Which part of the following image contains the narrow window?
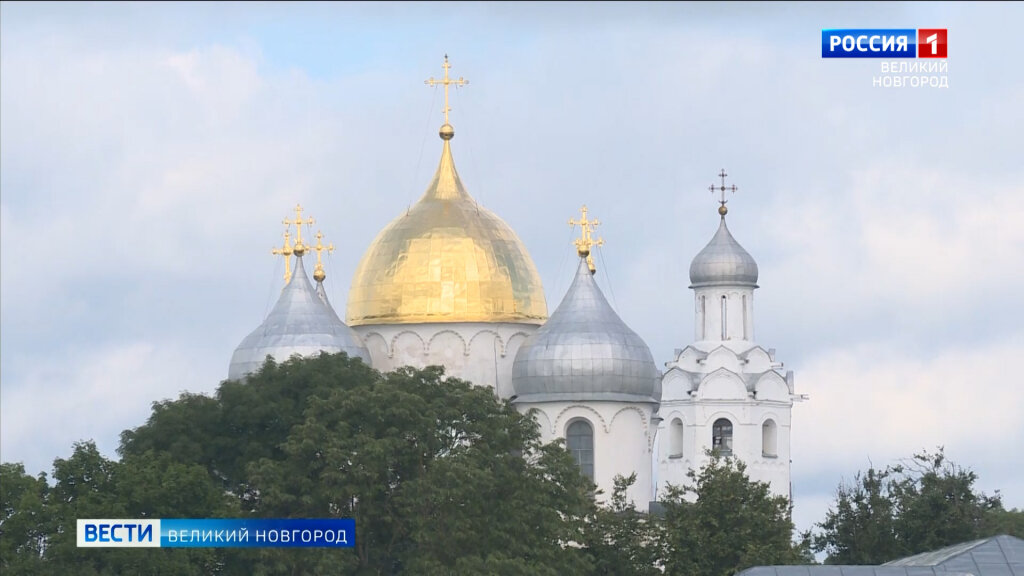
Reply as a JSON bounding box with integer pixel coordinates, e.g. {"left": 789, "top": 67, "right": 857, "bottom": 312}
{"left": 700, "top": 295, "right": 706, "bottom": 340}
{"left": 712, "top": 418, "right": 733, "bottom": 456}
{"left": 721, "top": 295, "right": 728, "bottom": 340}
{"left": 669, "top": 418, "right": 684, "bottom": 458}
{"left": 742, "top": 294, "right": 748, "bottom": 340}
{"left": 567, "top": 420, "right": 595, "bottom": 480}
{"left": 762, "top": 419, "right": 778, "bottom": 457}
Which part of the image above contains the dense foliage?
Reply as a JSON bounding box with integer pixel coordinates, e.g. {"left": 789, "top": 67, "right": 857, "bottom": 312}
{"left": 3, "top": 352, "right": 1018, "bottom": 574}
{"left": 811, "top": 448, "right": 1023, "bottom": 564}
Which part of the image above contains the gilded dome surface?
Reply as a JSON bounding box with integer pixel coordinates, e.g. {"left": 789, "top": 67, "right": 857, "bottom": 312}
{"left": 346, "top": 138, "right": 548, "bottom": 325}
{"left": 511, "top": 258, "right": 662, "bottom": 404}
{"left": 689, "top": 216, "right": 759, "bottom": 288}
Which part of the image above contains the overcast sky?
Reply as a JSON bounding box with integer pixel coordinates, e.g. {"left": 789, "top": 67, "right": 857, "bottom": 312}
{"left": 2, "top": 1, "right": 1022, "bottom": 537}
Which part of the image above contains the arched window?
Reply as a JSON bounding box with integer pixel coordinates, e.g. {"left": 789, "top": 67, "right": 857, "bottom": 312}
{"left": 742, "top": 294, "right": 748, "bottom": 340}
{"left": 762, "top": 419, "right": 778, "bottom": 457}
{"left": 700, "top": 295, "right": 706, "bottom": 340}
{"left": 721, "top": 295, "right": 728, "bottom": 340}
{"left": 669, "top": 418, "right": 684, "bottom": 459}
{"left": 712, "top": 418, "right": 733, "bottom": 456}
{"left": 566, "top": 420, "right": 594, "bottom": 480}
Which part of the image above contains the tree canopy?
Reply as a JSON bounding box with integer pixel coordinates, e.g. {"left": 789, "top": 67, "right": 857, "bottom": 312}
{"left": 6, "top": 351, "right": 1017, "bottom": 574}
{"left": 812, "top": 448, "right": 1023, "bottom": 564}
{"left": 657, "top": 453, "right": 811, "bottom": 576}
{"left": 4, "top": 353, "right": 597, "bottom": 574}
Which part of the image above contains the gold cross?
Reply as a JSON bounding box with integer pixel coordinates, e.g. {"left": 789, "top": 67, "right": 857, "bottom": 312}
{"left": 312, "top": 230, "right": 335, "bottom": 283}
{"left": 271, "top": 228, "right": 294, "bottom": 284}
{"left": 283, "top": 204, "right": 315, "bottom": 256}
{"left": 709, "top": 169, "right": 738, "bottom": 216}
{"left": 425, "top": 54, "right": 468, "bottom": 126}
{"left": 569, "top": 205, "right": 604, "bottom": 273}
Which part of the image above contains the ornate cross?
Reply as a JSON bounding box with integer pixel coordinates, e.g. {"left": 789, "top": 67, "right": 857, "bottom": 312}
{"left": 425, "top": 54, "right": 469, "bottom": 126}
{"left": 312, "top": 230, "right": 335, "bottom": 283}
{"left": 271, "top": 228, "right": 294, "bottom": 284}
{"left": 569, "top": 205, "right": 604, "bottom": 274}
{"left": 709, "top": 169, "right": 738, "bottom": 216}
{"left": 283, "top": 204, "right": 315, "bottom": 256}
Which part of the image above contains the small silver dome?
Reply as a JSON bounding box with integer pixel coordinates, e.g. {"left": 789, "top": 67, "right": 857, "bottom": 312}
{"left": 229, "top": 256, "right": 370, "bottom": 380}
{"left": 316, "top": 280, "right": 344, "bottom": 324}
{"left": 689, "top": 216, "right": 759, "bottom": 288}
{"left": 511, "top": 258, "right": 661, "bottom": 404}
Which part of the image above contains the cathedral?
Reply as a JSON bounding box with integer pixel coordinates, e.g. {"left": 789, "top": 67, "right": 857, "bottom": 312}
{"left": 227, "top": 57, "right": 803, "bottom": 510}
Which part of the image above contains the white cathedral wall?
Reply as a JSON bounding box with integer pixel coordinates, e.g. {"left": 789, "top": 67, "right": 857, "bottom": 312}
{"left": 517, "top": 401, "right": 657, "bottom": 510}
{"left": 693, "top": 287, "right": 755, "bottom": 343}
{"left": 656, "top": 400, "right": 792, "bottom": 500}
{"left": 352, "top": 322, "right": 538, "bottom": 399}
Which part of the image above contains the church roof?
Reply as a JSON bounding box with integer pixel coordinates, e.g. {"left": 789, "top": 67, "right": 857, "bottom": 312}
{"left": 316, "top": 280, "right": 344, "bottom": 324}
{"left": 689, "top": 215, "right": 759, "bottom": 288}
{"left": 883, "top": 535, "right": 1023, "bottom": 570}
{"left": 229, "top": 255, "right": 370, "bottom": 380}
{"left": 738, "top": 535, "right": 1023, "bottom": 576}
{"left": 510, "top": 257, "right": 661, "bottom": 404}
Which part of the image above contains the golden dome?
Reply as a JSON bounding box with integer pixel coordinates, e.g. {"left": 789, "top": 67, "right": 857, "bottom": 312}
{"left": 346, "top": 136, "right": 548, "bottom": 326}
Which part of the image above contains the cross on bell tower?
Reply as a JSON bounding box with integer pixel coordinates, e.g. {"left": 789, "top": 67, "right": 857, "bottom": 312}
{"left": 709, "top": 169, "right": 738, "bottom": 217}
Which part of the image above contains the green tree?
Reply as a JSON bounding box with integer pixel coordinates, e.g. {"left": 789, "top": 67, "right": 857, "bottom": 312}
{"left": 659, "top": 452, "right": 808, "bottom": 576}
{"left": 813, "top": 466, "right": 902, "bottom": 564}
{"left": 982, "top": 508, "right": 1024, "bottom": 537}
{"left": 813, "top": 447, "right": 1011, "bottom": 564}
{"left": 0, "top": 463, "right": 50, "bottom": 573}
{"left": 248, "top": 363, "right": 595, "bottom": 575}
{"left": 115, "top": 353, "right": 603, "bottom": 574}
{"left": 890, "top": 449, "right": 1003, "bottom": 554}
{"left": 584, "top": 473, "right": 661, "bottom": 576}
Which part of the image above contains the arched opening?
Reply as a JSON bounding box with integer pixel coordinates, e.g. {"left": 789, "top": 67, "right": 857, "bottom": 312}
{"left": 712, "top": 418, "right": 733, "bottom": 456}
{"left": 566, "top": 419, "right": 595, "bottom": 480}
{"left": 700, "top": 295, "right": 706, "bottom": 340}
{"left": 721, "top": 295, "right": 728, "bottom": 340}
{"left": 762, "top": 419, "right": 778, "bottom": 458}
{"left": 742, "top": 294, "right": 748, "bottom": 340}
{"left": 669, "top": 418, "right": 684, "bottom": 459}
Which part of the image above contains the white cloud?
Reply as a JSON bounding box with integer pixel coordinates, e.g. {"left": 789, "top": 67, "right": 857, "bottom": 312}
{"left": 792, "top": 335, "right": 1024, "bottom": 516}
{"left": 2, "top": 2, "right": 1023, "bottom": 535}
{"left": 0, "top": 341, "right": 217, "bottom": 474}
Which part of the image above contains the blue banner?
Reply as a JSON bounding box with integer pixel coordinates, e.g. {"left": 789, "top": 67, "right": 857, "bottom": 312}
{"left": 822, "top": 29, "right": 917, "bottom": 58}
{"left": 161, "top": 518, "right": 355, "bottom": 548}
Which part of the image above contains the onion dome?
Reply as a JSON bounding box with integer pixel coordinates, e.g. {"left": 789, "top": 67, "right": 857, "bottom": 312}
{"left": 688, "top": 215, "right": 759, "bottom": 288}
{"left": 316, "top": 280, "right": 344, "bottom": 324}
{"left": 345, "top": 125, "right": 547, "bottom": 326}
{"left": 511, "top": 257, "right": 662, "bottom": 404}
{"left": 229, "top": 255, "right": 370, "bottom": 380}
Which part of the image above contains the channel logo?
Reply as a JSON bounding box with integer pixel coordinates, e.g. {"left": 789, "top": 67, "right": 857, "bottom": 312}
{"left": 77, "top": 518, "right": 356, "bottom": 548}
{"left": 822, "top": 29, "right": 947, "bottom": 58}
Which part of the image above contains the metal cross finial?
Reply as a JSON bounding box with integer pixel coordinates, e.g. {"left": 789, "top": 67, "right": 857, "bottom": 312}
{"left": 569, "top": 205, "right": 604, "bottom": 274}
{"left": 710, "top": 168, "right": 738, "bottom": 216}
{"left": 271, "top": 228, "right": 294, "bottom": 285}
{"left": 312, "top": 230, "right": 335, "bottom": 283}
{"left": 283, "top": 204, "right": 315, "bottom": 256}
{"left": 425, "top": 54, "right": 469, "bottom": 126}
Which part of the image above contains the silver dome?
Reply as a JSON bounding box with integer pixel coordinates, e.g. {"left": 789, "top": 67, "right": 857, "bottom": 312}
{"left": 316, "top": 280, "right": 344, "bottom": 324}
{"left": 689, "top": 216, "right": 759, "bottom": 288}
{"left": 511, "top": 258, "right": 661, "bottom": 404}
{"left": 228, "top": 256, "right": 370, "bottom": 380}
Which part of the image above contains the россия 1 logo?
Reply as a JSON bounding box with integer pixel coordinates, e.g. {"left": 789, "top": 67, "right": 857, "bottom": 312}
{"left": 822, "top": 29, "right": 947, "bottom": 58}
